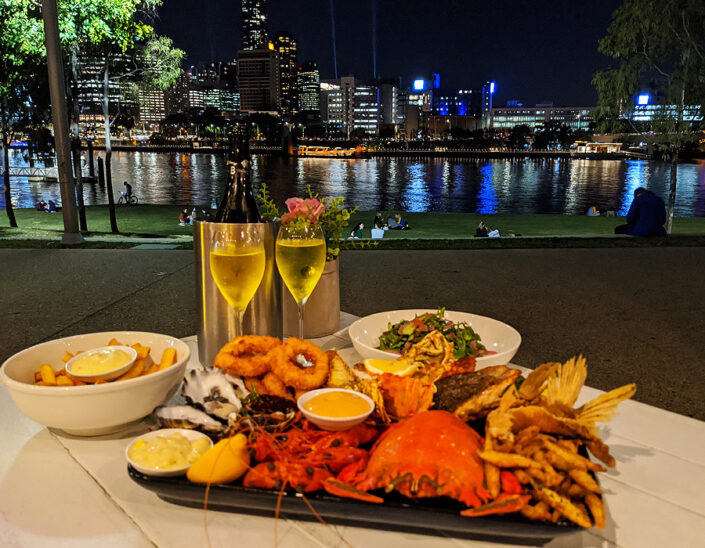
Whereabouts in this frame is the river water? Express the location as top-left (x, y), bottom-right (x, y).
top-left (3, 149), bottom-right (705, 217)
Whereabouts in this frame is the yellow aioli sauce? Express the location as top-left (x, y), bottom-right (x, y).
top-left (304, 391), bottom-right (371, 418)
top-left (70, 349), bottom-right (132, 376)
top-left (128, 433), bottom-right (211, 470)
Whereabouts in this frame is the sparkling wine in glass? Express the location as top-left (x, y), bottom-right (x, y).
top-left (209, 225), bottom-right (266, 337)
top-left (276, 223), bottom-right (327, 339)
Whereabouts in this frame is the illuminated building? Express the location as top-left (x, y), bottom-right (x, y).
top-left (137, 90), bottom-right (166, 126)
top-left (433, 89), bottom-right (482, 116)
top-left (76, 54), bottom-right (138, 128)
top-left (297, 61), bottom-right (320, 113)
top-left (626, 93), bottom-right (702, 122)
top-left (241, 0), bottom-right (268, 50)
top-left (273, 32), bottom-right (298, 116)
top-left (490, 106), bottom-right (592, 129)
top-left (237, 47), bottom-right (280, 114)
top-left (378, 78), bottom-right (401, 136)
top-left (481, 81), bottom-right (496, 128)
top-left (321, 76), bottom-right (379, 137)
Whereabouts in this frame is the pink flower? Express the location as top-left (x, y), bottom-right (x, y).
top-left (281, 197), bottom-right (325, 225)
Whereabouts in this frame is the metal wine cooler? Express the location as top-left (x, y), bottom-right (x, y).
top-left (194, 221), bottom-right (282, 367)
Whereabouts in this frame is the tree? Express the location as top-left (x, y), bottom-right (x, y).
top-left (0, 0), bottom-right (46, 227)
top-left (506, 124), bottom-right (532, 150)
top-left (56, 0), bottom-right (184, 232)
top-left (593, 0), bottom-right (705, 232)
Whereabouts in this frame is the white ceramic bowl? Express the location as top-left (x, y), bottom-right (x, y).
top-left (297, 388), bottom-right (375, 431)
top-left (348, 309), bottom-right (521, 369)
top-left (126, 428), bottom-right (213, 477)
top-left (1, 331), bottom-right (190, 436)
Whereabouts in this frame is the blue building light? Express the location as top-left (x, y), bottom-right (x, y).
top-left (413, 79), bottom-right (425, 91)
top-left (637, 94), bottom-right (650, 105)
top-left (490, 81), bottom-right (496, 94)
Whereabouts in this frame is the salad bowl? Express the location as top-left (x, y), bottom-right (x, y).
top-left (348, 309), bottom-right (521, 369)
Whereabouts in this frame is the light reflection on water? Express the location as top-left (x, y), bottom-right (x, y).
top-left (2, 150), bottom-right (705, 217)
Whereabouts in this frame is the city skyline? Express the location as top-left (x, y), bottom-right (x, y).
top-left (155, 0), bottom-right (623, 106)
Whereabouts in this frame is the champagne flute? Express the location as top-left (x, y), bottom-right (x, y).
top-left (209, 225), bottom-right (266, 338)
top-left (276, 223), bottom-right (327, 339)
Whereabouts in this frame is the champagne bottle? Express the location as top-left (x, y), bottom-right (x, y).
top-left (214, 123), bottom-right (261, 223)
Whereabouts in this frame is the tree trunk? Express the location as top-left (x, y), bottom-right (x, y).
top-left (70, 50), bottom-right (87, 231)
top-left (103, 61), bottom-right (118, 233)
top-left (667, 150), bottom-right (677, 234)
top-left (1, 98), bottom-right (18, 228)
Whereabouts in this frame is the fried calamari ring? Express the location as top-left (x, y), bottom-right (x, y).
top-left (261, 372), bottom-right (291, 400)
top-left (270, 337), bottom-right (330, 390)
top-left (214, 335), bottom-right (281, 377)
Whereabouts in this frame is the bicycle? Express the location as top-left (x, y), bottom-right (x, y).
top-left (117, 191), bottom-right (139, 206)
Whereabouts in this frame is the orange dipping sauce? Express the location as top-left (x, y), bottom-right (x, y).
top-left (304, 391), bottom-right (371, 418)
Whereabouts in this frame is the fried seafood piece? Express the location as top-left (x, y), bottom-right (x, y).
top-left (214, 335), bottom-right (281, 377)
top-left (433, 365), bottom-right (521, 421)
top-left (270, 337), bottom-right (330, 390)
top-left (405, 331), bottom-right (457, 383)
top-left (261, 372), bottom-right (290, 399)
top-left (326, 351), bottom-right (357, 387)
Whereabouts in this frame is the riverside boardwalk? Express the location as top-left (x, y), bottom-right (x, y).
top-left (1, 242), bottom-right (704, 422)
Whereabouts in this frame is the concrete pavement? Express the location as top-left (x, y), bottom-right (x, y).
top-left (2, 247), bottom-right (703, 420)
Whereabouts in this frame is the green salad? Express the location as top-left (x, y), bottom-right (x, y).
top-left (377, 308), bottom-right (489, 359)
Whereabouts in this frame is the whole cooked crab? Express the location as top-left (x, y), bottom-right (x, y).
top-left (324, 410), bottom-right (529, 516)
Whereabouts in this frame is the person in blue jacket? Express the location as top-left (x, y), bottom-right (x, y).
top-left (614, 188), bottom-right (667, 236)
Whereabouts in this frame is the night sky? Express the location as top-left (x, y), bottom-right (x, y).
top-left (154, 0), bottom-right (623, 107)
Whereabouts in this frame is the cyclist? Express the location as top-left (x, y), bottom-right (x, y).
top-left (123, 181), bottom-right (133, 200)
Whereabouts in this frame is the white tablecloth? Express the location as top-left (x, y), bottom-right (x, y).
top-left (1, 312), bottom-right (704, 547)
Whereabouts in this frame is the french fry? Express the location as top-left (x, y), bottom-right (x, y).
top-left (569, 469), bottom-right (602, 494)
top-left (477, 450), bottom-right (538, 468)
top-left (543, 439), bottom-right (606, 473)
top-left (115, 359), bottom-right (146, 381)
top-left (513, 469), bottom-right (532, 484)
top-left (40, 364), bottom-right (57, 385)
top-left (585, 493), bottom-right (606, 529)
top-left (131, 343), bottom-right (151, 360)
top-left (157, 348), bottom-right (177, 371)
top-left (107, 338), bottom-right (121, 346)
top-left (515, 425), bottom-right (540, 449)
top-left (483, 438), bottom-right (501, 498)
top-left (567, 482), bottom-right (588, 498)
top-left (56, 376), bottom-right (74, 386)
top-left (61, 351), bottom-right (74, 363)
top-left (535, 485), bottom-right (592, 528)
top-left (520, 501), bottom-right (552, 521)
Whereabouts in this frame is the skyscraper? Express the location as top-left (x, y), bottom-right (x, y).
top-left (297, 61), bottom-right (320, 114)
top-left (237, 47), bottom-right (280, 113)
top-left (274, 32), bottom-right (298, 116)
top-left (241, 0), bottom-right (268, 50)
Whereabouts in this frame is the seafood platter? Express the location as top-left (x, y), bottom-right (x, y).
top-left (123, 312), bottom-right (637, 543)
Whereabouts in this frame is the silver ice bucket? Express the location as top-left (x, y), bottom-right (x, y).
top-left (194, 221), bottom-right (282, 367)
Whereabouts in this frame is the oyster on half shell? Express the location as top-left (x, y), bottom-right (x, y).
top-left (182, 368), bottom-right (242, 421)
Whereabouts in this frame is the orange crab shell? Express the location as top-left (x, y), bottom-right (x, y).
top-left (341, 410), bottom-right (491, 508)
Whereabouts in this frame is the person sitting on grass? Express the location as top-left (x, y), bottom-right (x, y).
top-left (388, 212), bottom-right (410, 230)
top-left (178, 208), bottom-right (190, 226)
top-left (47, 200), bottom-right (58, 213)
top-left (475, 221), bottom-right (488, 237)
top-left (349, 222), bottom-right (364, 239)
top-left (373, 212), bottom-right (386, 229)
top-left (488, 226), bottom-right (501, 238)
top-left (586, 205), bottom-right (600, 216)
top-left (614, 187), bottom-right (667, 237)
top-left (36, 200), bottom-right (47, 211)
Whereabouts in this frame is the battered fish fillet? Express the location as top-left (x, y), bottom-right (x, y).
top-left (433, 365), bottom-right (521, 421)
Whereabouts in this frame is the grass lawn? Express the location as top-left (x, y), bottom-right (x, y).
top-left (2, 206), bottom-right (705, 247)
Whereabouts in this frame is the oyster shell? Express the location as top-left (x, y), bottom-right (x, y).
top-left (154, 405), bottom-right (227, 434)
top-left (182, 368), bottom-right (242, 421)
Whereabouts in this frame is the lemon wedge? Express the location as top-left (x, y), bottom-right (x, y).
top-left (364, 358), bottom-right (417, 377)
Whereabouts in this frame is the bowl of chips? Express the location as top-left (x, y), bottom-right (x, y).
top-left (0, 331), bottom-right (190, 436)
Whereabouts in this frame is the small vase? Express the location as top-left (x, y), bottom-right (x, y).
top-left (282, 257), bottom-right (340, 338)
